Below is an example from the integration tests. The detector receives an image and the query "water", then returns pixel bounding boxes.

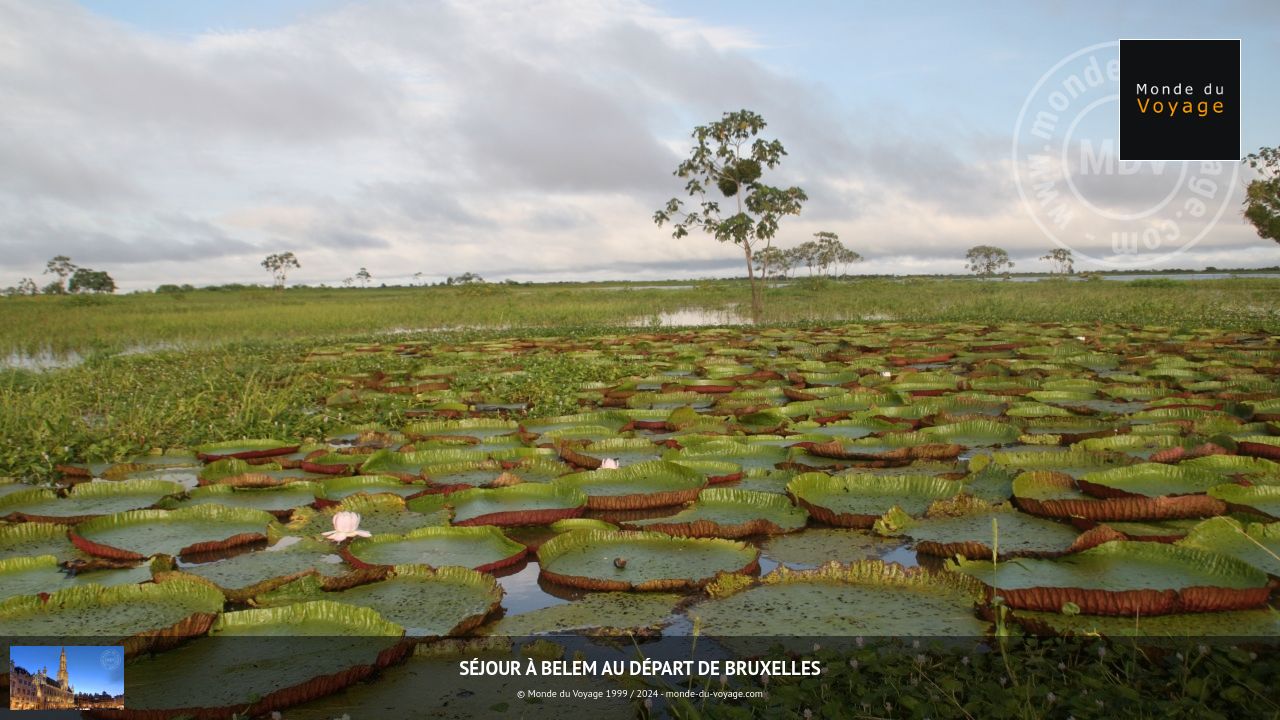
[2,342,186,372]
[628,308,751,327]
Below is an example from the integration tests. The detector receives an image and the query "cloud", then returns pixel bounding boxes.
[0,0,1274,292]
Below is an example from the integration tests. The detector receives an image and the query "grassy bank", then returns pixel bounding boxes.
[1,277,1278,358]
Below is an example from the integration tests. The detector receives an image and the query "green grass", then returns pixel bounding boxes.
[2,277,1278,358]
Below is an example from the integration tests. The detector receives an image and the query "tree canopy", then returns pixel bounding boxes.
[261,252,300,290]
[1243,147,1280,244]
[965,245,1014,277]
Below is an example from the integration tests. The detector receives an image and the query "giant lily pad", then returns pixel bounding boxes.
[917,420,1020,446]
[688,561,987,639]
[408,483,587,526]
[70,505,279,561]
[1209,483,1280,519]
[255,564,501,637]
[0,479,184,523]
[486,592,683,636]
[0,576,224,651]
[163,537,350,601]
[949,540,1272,615]
[169,481,324,517]
[0,522,76,562]
[194,439,301,461]
[1013,606,1280,638]
[786,472,962,528]
[620,488,808,538]
[880,501,1089,559]
[290,494,450,538]
[322,474,428,500]
[761,529,901,569]
[1177,516,1280,576]
[553,460,707,510]
[1013,470,1226,521]
[117,601,405,716]
[0,555,152,602]
[359,449,488,480]
[537,529,759,591]
[1078,463,1223,498]
[343,526,526,573]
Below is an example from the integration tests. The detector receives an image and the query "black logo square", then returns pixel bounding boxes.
[1119,39,1240,161]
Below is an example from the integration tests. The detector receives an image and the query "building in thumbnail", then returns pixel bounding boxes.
[8,647,75,710]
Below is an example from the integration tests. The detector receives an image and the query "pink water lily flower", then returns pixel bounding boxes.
[322,511,372,542]
[600,458,620,469]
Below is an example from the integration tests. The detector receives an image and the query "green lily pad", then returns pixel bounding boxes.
[408,483,587,526]
[290,494,450,538]
[537,530,759,591]
[620,488,808,537]
[786,472,962,528]
[917,420,1020,446]
[360,449,489,479]
[119,601,403,714]
[0,522,76,562]
[72,505,279,560]
[1013,470,1226,521]
[280,639,628,720]
[761,529,902,569]
[1209,484,1280,519]
[0,555,152,602]
[1177,517,1280,576]
[1079,463,1223,497]
[549,517,618,533]
[405,417,519,439]
[688,561,987,638]
[553,460,707,510]
[171,481,324,514]
[322,474,429,500]
[345,526,526,573]
[1014,606,1280,638]
[171,537,349,600]
[255,564,501,637]
[0,575,224,639]
[488,592,683,636]
[950,540,1271,615]
[0,479,184,521]
[884,503,1084,559]
[194,439,301,461]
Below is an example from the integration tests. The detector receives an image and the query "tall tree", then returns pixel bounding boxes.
[1243,147,1280,244]
[965,245,1014,277]
[261,252,300,290]
[654,110,807,322]
[1039,248,1074,274]
[43,255,77,294]
[355,267,372,288]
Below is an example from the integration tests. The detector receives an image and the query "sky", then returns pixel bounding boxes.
[9,645,124,696]
[1,0,1278,291]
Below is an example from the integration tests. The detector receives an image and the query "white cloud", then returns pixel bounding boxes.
[0,0,1271,292]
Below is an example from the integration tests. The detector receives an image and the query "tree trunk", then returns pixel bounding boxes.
[743,244,762,323]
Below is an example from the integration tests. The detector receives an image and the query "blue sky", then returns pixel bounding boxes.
[9,645,124,696]
[1,1,1277,290]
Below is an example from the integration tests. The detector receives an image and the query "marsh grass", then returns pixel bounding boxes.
[2,278,1277,358]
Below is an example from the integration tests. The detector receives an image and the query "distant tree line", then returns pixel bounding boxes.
[753,231,863,279]
[2,255,116,297]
